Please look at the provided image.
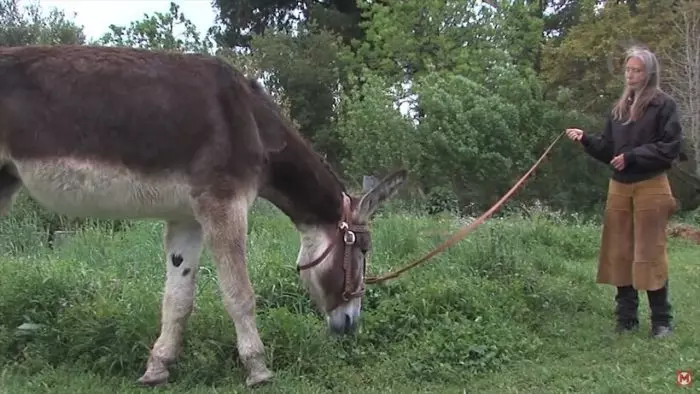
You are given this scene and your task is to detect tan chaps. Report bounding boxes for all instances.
[596,173,677,291]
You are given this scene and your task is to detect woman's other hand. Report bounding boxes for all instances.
[566,128,584,142]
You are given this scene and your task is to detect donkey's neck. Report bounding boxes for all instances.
[259,137,345,228]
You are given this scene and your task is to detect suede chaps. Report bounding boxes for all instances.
[596,173,676,291]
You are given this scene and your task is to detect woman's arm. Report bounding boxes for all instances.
[623,98,683,170]
[581,117,614,164]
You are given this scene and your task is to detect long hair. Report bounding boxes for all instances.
[611,46,662,125]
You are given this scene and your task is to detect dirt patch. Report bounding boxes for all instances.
[668,224,700,244]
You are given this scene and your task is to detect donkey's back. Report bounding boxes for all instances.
[0,45,272,220]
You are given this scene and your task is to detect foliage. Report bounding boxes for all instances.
[0,0,85,46]
[245,25,353,163]
[662,0,700,175]
[522,95,611,212]
[95,2,213,53]
[483,0,545,70]
[412,69,541,210]
[353,0,483,83]
[211,0,363,48]
[540,0,678,116]
[335,71,419,182]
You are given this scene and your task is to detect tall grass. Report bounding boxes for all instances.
[0,197,697,393]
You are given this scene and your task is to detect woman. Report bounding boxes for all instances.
[565,46,682,339]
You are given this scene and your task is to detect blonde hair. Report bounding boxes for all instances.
[611,46,662,125]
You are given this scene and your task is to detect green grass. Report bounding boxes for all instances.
[0,201,697,393]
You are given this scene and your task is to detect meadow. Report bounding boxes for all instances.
[0,195,697,393]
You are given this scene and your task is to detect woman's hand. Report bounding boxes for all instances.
[565,128,584,142]
[610,154,626,170]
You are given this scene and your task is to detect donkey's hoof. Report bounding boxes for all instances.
[137,370,169,387]
[245,368,274,387]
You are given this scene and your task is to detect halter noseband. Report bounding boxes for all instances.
[296,193,370,303]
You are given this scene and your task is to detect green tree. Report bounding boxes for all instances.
[96,1,213,53]
[540,0,676,117]
[0,0,85,46]
[210,0,363,48]
[211,1,363,168]
[243,25,353,165]
[335,71,419,182]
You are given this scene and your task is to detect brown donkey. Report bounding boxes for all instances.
[0,45,407,387]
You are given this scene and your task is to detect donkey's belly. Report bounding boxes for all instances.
[13,158,195,220]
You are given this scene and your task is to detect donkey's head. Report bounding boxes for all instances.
[296,169,407,335]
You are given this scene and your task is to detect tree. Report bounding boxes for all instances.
[96,2,213,54]
[540,0,676,117]
[0,0,85,46]
[243,25,352,165]
[210,0,363,49]
[482,0,597,73]
[663,0,700,174]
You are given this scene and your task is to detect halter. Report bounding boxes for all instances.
[296,193,370,304]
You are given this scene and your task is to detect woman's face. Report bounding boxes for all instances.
[625,56,646,89]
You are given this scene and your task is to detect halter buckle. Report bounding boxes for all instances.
[343,230,356,245]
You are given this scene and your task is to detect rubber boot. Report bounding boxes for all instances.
[647,281,673,338]
[614,285,639,333]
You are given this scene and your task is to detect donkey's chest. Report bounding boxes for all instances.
[14,158,195,220]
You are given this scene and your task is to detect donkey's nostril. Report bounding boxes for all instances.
[343,313,359,335]
[328,304,360,336]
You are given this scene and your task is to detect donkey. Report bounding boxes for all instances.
[0,44,407,387]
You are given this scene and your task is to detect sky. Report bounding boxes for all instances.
[31,0,220,42]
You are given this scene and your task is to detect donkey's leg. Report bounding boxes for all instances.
[139,220,203,386]
[0,167,22,216]
[193,192,272,387]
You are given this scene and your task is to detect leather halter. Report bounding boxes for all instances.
[296,193,370,303]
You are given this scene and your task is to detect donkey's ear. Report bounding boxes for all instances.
[356,169,408,221]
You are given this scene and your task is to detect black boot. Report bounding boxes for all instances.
[647,281,673,338]
[614,285,639,333]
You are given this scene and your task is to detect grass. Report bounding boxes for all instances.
[0,199,698,393]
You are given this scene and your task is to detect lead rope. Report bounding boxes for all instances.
[365,130,566,285]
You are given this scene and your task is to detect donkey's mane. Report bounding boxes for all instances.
[247,78,346,190]
[247,78,348,225]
